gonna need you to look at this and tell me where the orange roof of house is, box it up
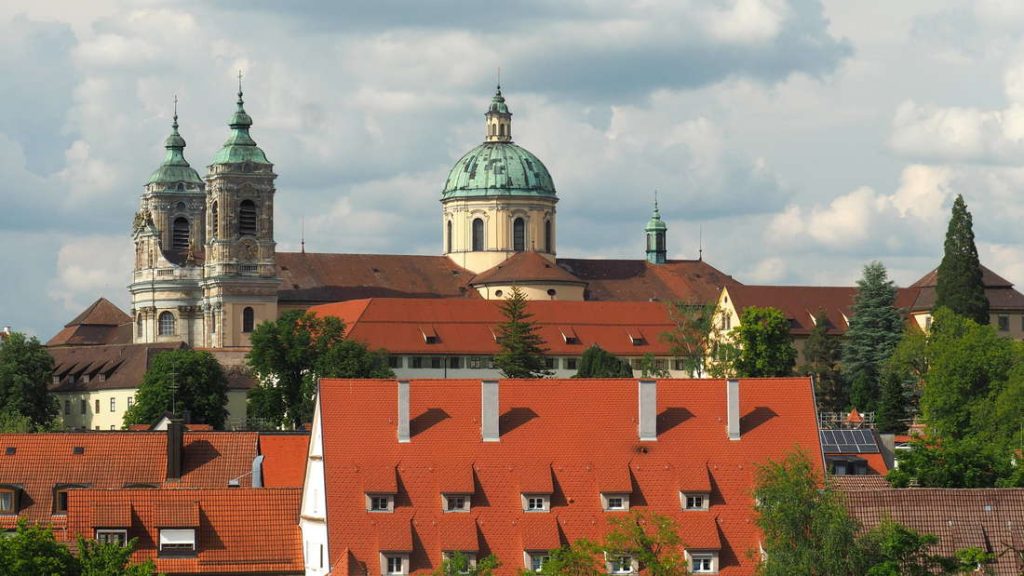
[557,258,740,303]
[308,299,678,356]
[471,252,585,286]
[177,431,259,488]
[67,488,303,574]
[317,377,822,575]
[259,433,310,488]
[47,297,133,346]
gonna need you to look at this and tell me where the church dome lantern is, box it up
[210,82,272,167]
[147,102,203,189]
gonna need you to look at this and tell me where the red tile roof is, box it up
[48,298,133,347]
[317,377,822,575]
[67,488,303,575]
[177,432,258,488]
[471,252,585,286]
[308,299,679,357]
[259,433,310,488]
[48,342,186,392]
[557,259,741,303]
[842,488,1024,576]
[910,264,1024,312]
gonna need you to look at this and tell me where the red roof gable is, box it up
[471,252,584,286]
[317,377,822,575]
[308,299,678,356]
[259,433,310,488]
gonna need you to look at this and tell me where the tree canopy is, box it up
[935,194,989,325]
[0,521,157,576]
[574,345,632,378]
[493,287,551,378]
[246,310,394,429]
[123,348,229,429]
[731,306,796,377]
[0,332,56,428]
[799,310,846,413]
[843,261,904,412]
[659,301,730,378]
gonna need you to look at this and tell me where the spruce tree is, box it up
[574,345,632,378]
[843,262,903,412]
[799,310,846,413]
[935,194,989,324]
[493,287,551,378]
[875,371,908,434]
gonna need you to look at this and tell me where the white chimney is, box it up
[397,380,410,443]
[638,380,657,441]
[727,379,740,441]
[481,380,499,442]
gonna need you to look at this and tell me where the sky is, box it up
[3,0,1024,340]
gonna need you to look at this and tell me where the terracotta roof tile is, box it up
[557,259,741,303]
[91,500,131,527]
[48,343,185,392]
[318,377,822,575]
[435,462,475,494]
[678,464,712,493]
[155,500,200,527]
[910,264,1024,312]
[176,431,258,488]
[259,433,309,488]
[437,516,478,552]
[593,464,633,493]
[309,299,679,357]
[363,465,398,493]
[48,298,133,346]
[67,488,303,574]
[376,516,413,551]
[471,252,584,286]
[517,464,554,494]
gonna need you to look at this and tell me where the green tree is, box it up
[246,311,394,428]
[0,332,56,428]
[799,310,846,413]
[0,520,79,576]
[603,511,690,576]
[123,349,228,429]
[574,345,632,378]
[731,306,796,378]
[843,262,904,412]
[535,540,604,576]
[660,301,731,378]
[76,536,158,576]
[433,552,499,576]
[754,451,863,576]
[493,287,551,378]
[874,371,908,434]
[935,194,989,325]
[859,518,989,576]
[920,308,1018,439]
[887,437,1017,488]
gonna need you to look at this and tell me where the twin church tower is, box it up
[130,83,669,348]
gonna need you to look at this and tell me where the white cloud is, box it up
[47,235,132,314]
[703,0,790,44]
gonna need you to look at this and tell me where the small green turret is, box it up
[210,80,271,166]
[645,196,667,264]
[147,100,203,187]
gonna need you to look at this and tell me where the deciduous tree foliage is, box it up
[432,552,499,576]
[887,437,1015,488]
[0,521,157,576]
[535,539,604,576]
[874,370,909,434]
[574,345,632,378]
[247,311,394,429]
[603,511,690,576]
[124,349,228,429]
[0,332,56,428]
[493,287,551,378]
[799,310,846,413]
[77,536,158,576]
[935,194,989,325]
[731,306,796,377]
[843,262,904,412]
[660,301,731,378]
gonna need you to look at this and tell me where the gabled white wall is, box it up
[300,391,329,576]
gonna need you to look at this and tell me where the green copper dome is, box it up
[489,86,510,115]
[210,88,271,166]
[147,112,203,186]
[646,201,667,231]
[442,142,556,199]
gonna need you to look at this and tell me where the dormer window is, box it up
[443,494,470,513]
[525,551,550,572]
[0,486,19,514]
[602,493,630,512]
[53,483,87,515]
[682,492,710,511]
[159,528,196,556]
[381,553,409,575]
[686,551,718,573]
[523,494,549,512]
[367,494,394,512]
[606,554,636,574]
[96,529,128,546]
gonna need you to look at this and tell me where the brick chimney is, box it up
[166,419,184,480]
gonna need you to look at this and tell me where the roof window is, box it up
[72,446,85,455]
[4,447,14,456]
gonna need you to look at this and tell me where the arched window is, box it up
[158,312,175,336]
[172,217,190,250]
[242,307,255,333]
[136,314,143,338]
[513,217,525,252]
[472,218,484,252]
[500,124,506,137]
[239,200,258,236]
[544,220,552,253]
[211,201,219,239]
[446,220,453,253]
[210,312,216,334]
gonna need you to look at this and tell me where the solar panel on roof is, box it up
[819,429,880,454]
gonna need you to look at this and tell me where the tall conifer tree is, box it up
[935,194,989,324]
[843,262,903,412]
[494,287,551,378]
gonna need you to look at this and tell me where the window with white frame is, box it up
[443,493,470,512]
[523,494,549,512]
[109,397,116,412]
[602,493,629,511]
[683,492,709,510]
[95,529,127,546]
[687,551,717,573]
[158,528,196,555]
[367,494,394,512]
[526,551,550,572]
[606,554,635,574]
[382,553,408,575]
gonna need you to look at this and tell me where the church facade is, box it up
[130,84,738,349]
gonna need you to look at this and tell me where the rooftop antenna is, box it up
[497,66,501,89]
[172,94,178,123]
[238,69,243,93]
[698,225,703,262]
[301,217,306,254]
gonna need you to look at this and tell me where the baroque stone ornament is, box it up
[133,208,154,232]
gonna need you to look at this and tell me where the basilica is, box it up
[130,84,738,348]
